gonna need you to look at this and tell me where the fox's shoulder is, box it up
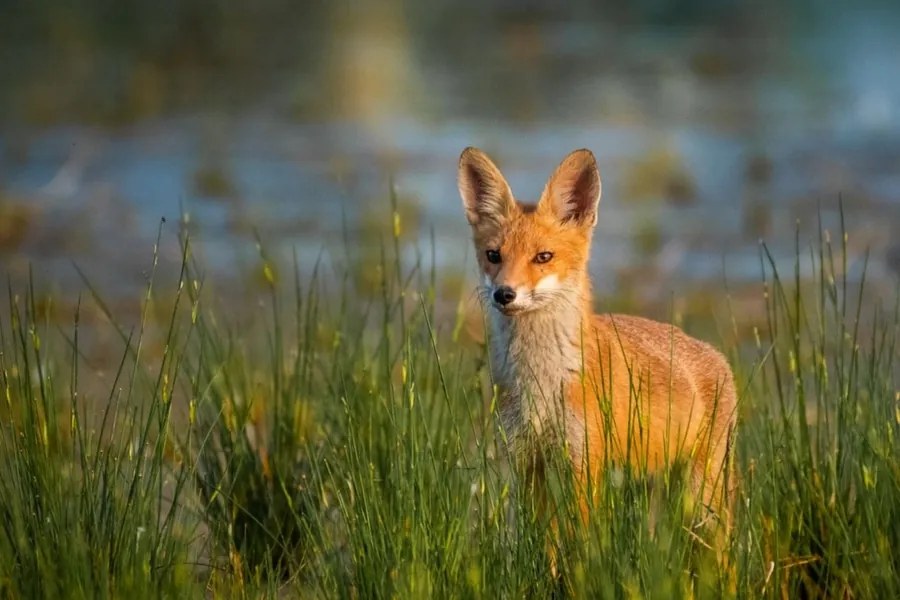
[589,312,731,371]
[590,312,683,340]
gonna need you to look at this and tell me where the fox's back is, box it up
[590,313,734,398]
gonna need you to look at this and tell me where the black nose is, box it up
[493,286,516,306]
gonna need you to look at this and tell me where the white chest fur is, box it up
[487,306,585,443]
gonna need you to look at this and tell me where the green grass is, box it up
[0,208,897,598]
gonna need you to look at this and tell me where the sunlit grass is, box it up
[0,206,896,598]
[0,233,199,598]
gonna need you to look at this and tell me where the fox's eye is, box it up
[485,249,502,264]
[534,251,553,264]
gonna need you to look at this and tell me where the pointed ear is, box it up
[539,149,602,226]
[458,147,515,228]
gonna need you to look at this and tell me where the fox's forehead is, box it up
[474,207,559,248]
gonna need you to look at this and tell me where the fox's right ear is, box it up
[458,147,515,228]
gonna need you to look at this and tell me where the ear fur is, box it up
[458,147,515,228]
[539,149,602,226]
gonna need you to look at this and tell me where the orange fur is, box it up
[458,147,738,527]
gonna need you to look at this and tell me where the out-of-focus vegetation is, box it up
[0,0,848,126]
[0,1,330,125]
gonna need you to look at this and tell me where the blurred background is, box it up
[0,0,898,328]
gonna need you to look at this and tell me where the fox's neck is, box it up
[488,281,592,438]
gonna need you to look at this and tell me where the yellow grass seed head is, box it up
[262,262,277,286]
[393,210,401,239]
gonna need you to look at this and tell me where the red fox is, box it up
[458,147,737,529]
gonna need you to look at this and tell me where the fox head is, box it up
[458,147,602,316]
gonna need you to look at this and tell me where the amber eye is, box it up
[485,249,502,264]
[534,251,553,264]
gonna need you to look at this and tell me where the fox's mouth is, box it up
[494,303,528,316]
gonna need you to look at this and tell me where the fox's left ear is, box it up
[539,149,602,226]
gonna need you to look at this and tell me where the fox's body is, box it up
[459,147,737,519]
